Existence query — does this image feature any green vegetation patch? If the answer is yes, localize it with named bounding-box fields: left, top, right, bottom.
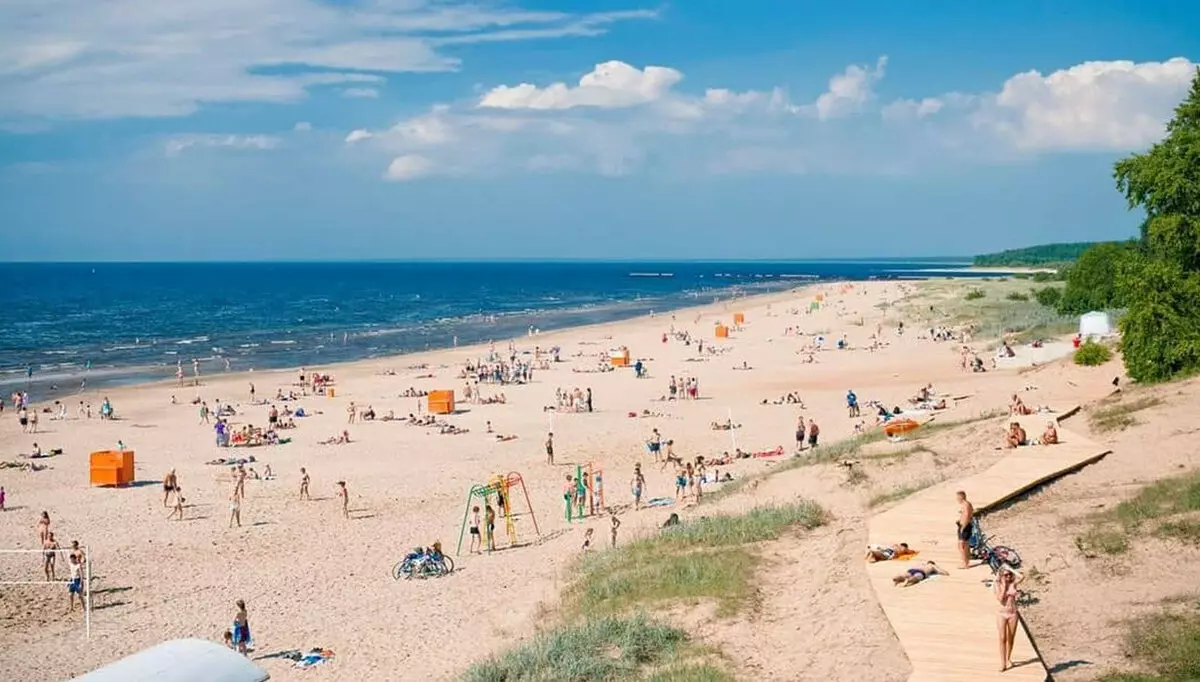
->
left=1088, top=395, right=1163, bottom=433
left=566, top=502, right=827, bottom=618
left=1098, top=599, right=1200, bottom=682
left=1076, top=469, right=1200, bottom=556
left=462, top=615, right=727, bottom=682
left=973, top=241, right=1099, bottom=267
left=1075, top=340, right=1113, bottom=366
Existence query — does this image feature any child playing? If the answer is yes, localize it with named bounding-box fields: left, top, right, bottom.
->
left=610, top=513, right=621, bottom=548
left=582, top=527, right=594, bottom=550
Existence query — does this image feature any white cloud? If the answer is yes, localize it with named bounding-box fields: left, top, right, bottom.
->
left=164, top=134, right=281, bottom=156
left=803, top=56, right=888, bottom=120
left=345, top=129, right=373, bottom=144
left=342, top=88, right=380, bottom=99
left=385, top=154, right=433, bottom=181
left=479, top=61, right=684, bottom=110
left=973, top=57, right=1196, bottom=151
left=0, top=1, right=655, bottom=121
left=293, top=121, right=312, bottom=132
left=881, top=97, right=946, bottom=122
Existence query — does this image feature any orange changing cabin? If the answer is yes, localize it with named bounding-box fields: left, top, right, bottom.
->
left=90, top=450, right=135, bottom=487
left=428, top=390, right=455, bottom=415
left=609, top=348, right=631, bottom=367
left=733, top=312, right=745, bottom=325
left=715, top=325, right=730, bottom=338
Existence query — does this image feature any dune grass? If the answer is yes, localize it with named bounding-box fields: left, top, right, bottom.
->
left=1075, top=469, right=1200, bottom=556
left=896, top=279, right=1076, bottom=343
left=1097, top=599, right=1200, bottom=682
left=1089, top=395, right=1164, bottom=433
left=566, top=502, right=827, bottom=618
left=868, top=477, right=943, bottom=508
left=461, top=615, right=729, bottom=682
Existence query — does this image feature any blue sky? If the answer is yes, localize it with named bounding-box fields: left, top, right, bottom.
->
left=1, top=0, right=1198, bottom=261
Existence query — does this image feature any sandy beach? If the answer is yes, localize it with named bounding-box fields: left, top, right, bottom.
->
left=2, top=278, right=1196, bottom=681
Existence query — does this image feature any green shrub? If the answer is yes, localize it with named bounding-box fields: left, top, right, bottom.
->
left=1097, top=604, right=1200, bottom=682
left=1033, top=286, right=1062, bottom=308
left=1006, top=291, right=1030, bottom=302
left=1031, top=271, right=1057, bottom=283
left=1075, top=340, right=1113, bottom=366
left=964, top=288, right=986, bottom=300
left=462, top=616, right=710, bottom=682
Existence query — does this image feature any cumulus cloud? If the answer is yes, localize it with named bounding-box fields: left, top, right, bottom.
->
left=973, top=57, right=1197, bottom=151
left=164, top=134, right=281, bottom=156
left=385, top=154, right=433, bottom=181
left=479, top=61, right=684, bottom=110
left=805, top=56, right=888, bottom=120
left=345, top=56, right=1200, bottom=180
left=0, top=0, right=655, bottom=121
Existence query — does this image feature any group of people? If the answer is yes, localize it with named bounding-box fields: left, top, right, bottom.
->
left=37, top=512, right=88, bottom=613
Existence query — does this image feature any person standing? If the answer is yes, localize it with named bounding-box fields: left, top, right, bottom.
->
left=228, top=489, right=242, bottom=528
left=163, top=469, right=178, bottom=507
left=610, top=513, right=621, bottom=548
left=299, top=468, right=311, bottom=500
left=631, top=463, right=645, bottom=510
left=347, top=402, right=356, bottom=424
left=43, top=531, right=60, bottom=581
left=956, top=490, right=975, bottom=569
left=337, top=480, right=349, bottom=519
left=795, top=415, right=806, bottom=452
left=545, top=432, right=555, bottom=465
left=807, top=420, right=820, bottom=449
left=995, top=567, right=1024, bottom=671
left=167, top=487, right=186, bottom=520
left=484, top=504, right=496, bottom=551
left=66, top=551, right=84, bottom=613
left=585, top=387, right=593, bottom=413
left=232, top=600, right=251, bottom=655
left=249, top=383, right=256, bottom=402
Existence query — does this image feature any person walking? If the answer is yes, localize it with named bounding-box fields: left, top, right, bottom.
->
left=995, top=567, right=1025, bottom=671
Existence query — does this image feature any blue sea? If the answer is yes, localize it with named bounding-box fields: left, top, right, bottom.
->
left=0, top=260, right=981, bottom=396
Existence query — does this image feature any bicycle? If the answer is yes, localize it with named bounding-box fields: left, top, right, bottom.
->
left=966, top=518, right=1022, bottom=573
left=391, top=552, right=455, bottom=580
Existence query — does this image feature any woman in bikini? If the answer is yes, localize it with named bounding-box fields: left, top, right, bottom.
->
left=892, top=560, right=945, bottom=586
left=995, top=567, right=1024, bottom=671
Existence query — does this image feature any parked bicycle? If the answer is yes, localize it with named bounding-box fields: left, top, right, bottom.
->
left=392, top=545, right=455, bottom=580
left=966, top=518, right=1023, bottom=573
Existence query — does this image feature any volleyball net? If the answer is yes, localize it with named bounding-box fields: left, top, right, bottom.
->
left=0, top=547, right=92, bottom=638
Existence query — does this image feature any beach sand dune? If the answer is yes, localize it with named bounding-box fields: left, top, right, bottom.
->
left=0, top=280, right=1171, bottom=681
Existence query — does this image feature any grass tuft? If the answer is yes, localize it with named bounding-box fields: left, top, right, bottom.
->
left=462, top=615, right=708, bottom=682
left=1076, top=470, right=1200, bottom=556
left=1097, top=600, right=1200, bottom=681
left=1089, top=395, right=1164, bottom=433
left=566, top=502, right=826, bottom=618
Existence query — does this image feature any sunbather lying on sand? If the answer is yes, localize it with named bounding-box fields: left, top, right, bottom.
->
left=892, top=561, right=945, bottom=586
left=318, top=430, right=351, bottom=445
left=710, top=420, right=741, bottom=430
left=866, top=543, right=916, bottom=562
left=493, top=434, right=518, bottom=442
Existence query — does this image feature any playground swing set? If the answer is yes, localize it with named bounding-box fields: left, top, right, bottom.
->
left=456, top=472, right=541, bottom=556
left=565, top=462, right=605, bottom=522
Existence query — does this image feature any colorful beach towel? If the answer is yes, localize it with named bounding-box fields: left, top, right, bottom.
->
left=293, top=648, right=336, bottom=669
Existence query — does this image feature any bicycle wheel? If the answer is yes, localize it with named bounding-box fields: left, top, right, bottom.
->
left=391, top=560, right=406, bottom=581
left=440, top=556, right=455, bottom=574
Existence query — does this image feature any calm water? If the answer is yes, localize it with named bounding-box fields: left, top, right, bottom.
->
left=0, top=260, right=977, bottom=396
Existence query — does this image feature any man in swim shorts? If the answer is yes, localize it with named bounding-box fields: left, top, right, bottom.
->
left=956, top=490, right=975, bottom=568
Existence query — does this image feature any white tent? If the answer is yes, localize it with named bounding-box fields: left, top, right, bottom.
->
left=1079, top=311, right=1113, bottom=338
left=76, top=639, right=270, bottom=682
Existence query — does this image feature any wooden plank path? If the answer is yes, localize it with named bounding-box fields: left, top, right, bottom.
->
left=866, top=408, right=1110, bottom=682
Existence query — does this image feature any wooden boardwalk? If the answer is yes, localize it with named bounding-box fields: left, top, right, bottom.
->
left=866, top=409, right=1109, bottom=682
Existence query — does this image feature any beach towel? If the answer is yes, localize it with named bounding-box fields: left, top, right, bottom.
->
left=647, top=497, right=674, bottom=507
left=293, top=648, right=336, bottom=669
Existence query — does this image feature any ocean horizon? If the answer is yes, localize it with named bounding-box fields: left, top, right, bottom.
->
left=1, top=259, right=985, bottom=397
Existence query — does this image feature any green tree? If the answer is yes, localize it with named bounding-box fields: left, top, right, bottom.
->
left=1111, top=66, right=1200, bottom=382
left=1056, top=241, right=1134, bottom=314
left=1117, top=256, right=1200, bottom=382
